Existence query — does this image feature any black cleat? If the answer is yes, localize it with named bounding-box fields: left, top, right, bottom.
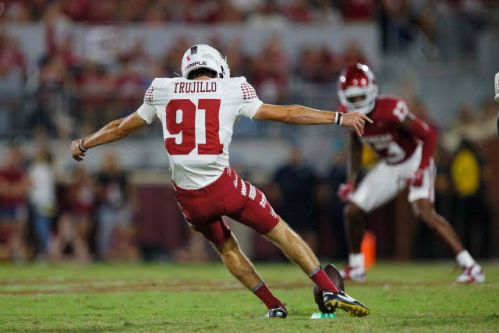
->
left=323, top=291, right=369, bottom=317
left=266, top=306, right=288, bottom=319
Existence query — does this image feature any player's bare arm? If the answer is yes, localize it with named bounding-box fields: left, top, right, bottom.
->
left=71, top=112, right=147, bottom=161
left=253, top=104, right=372, bottom=137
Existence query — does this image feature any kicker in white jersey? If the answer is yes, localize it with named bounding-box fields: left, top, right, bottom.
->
left=136, top=76, right=262, bottom=189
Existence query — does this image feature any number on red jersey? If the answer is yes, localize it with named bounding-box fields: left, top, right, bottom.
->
left=392, top=101, right=408, bottom=122
left=165, top=99, right=223, bottom=155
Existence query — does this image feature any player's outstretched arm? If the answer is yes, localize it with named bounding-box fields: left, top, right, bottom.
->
left=254, top=104, right=372, bottom=136
left=70, top=112, right=147, bottom=161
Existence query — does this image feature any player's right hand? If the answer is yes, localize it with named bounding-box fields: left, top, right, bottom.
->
left=338, top=182, right=355, bottom=202
left=341, top=112, right=373, bottom=137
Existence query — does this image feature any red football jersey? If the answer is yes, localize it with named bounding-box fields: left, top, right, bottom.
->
left=341, top=96, right=418, bottom=165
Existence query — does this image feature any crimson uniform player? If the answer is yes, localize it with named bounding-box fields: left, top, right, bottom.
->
left=337, top=63, right=485, bottom=283
left=71, top=44, right=372, bottom=318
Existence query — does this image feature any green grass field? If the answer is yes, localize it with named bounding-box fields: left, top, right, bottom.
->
left=0, top=262, right=497, bottom=332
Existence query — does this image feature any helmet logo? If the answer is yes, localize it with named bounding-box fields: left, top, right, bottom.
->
left=185, top=61, right=207, bottom=71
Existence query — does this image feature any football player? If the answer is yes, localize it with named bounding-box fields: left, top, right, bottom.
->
left=71, top=45, right=371, bottom=318
left=337, top=63, right=485, bottom=283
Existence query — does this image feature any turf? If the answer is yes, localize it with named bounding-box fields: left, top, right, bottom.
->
left=0, top=262, right=497, bottom=332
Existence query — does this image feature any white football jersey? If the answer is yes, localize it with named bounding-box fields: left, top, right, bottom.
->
left=137, top=76, right=263, bottom=189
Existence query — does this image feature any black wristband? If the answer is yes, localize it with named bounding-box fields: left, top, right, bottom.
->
left=78, top=138, right=87, bottom=153
left=336, top=113, right=343, bottom=125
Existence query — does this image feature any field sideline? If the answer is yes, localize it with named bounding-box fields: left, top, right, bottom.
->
left=0, top=262, right=497, bottom=332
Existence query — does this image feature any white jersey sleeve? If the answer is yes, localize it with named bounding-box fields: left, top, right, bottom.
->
left=137, top=78, right=171, bottom=124
left=136, top=103, right=156, bottom=124
left=237, top=79, right=263, bottom=119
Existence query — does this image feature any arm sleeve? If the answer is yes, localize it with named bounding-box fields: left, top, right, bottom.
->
left=409, top=117, right=437, bottom=170
left=136, top=103, right=156, bottom=125
left=137, top=84, right=158, bottom=124
left=238, top=81, right=263, bottom=119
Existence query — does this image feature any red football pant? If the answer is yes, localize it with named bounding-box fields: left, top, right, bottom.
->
left=173, top=168, right=280, bottom=247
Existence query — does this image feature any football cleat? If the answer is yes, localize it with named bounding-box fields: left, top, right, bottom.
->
left=456, top=264, right=485, bottom=284
left=266, top=306, right=288, bottom=319
left=340, top=265, right=367, bottom=282
left=323, top=291, right=369, bottom=317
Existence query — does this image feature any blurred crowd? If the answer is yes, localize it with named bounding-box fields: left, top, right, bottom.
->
left=0, top=0, right=374, bottom=24
left=0, top=141, right=139, bottom=262
left=0, top=29, right=367, bottom=139
left=2, top=0, right=496, bottom=25
left=0, top=0, right=497, bottom=138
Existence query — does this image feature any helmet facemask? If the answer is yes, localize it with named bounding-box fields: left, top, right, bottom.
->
left=339, top=84, right=378, bottom=115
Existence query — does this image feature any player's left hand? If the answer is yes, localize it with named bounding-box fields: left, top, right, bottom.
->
left=408, top=168, right=425, bottom=187
left=70, top=139, right=86, bottom=161
left=341, top=112, right=373, bottom=137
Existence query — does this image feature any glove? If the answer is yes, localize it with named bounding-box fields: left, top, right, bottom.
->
left=408, top=168, right=425, bottom=187
left=338, top=182, right=355, bottom=202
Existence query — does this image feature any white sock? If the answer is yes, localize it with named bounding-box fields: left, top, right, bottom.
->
left=349, top=253, right=365, bottom=268
left=456, top=250, right=475, bottom=268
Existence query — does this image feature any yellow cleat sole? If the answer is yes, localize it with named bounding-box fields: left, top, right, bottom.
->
left=326, top=300, right=370, bottom=317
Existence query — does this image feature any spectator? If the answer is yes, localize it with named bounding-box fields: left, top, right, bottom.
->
left=341, top=0, right=375, bottom=21
left=77, top=62, right=114, bottom=130
left=378, top=0, right=415, bottom=53
left=248, top=1, right=287, bottom=27
left=114, top=58, right=146, bottom=116
left=28, top=147, right=57, bottom=260
left=31, top=54, right=69, bottom=135
left=296, top=46, right=343, bottom=84
left=282, top=0, right=313, bottom=23
left=0, top=32, right=26, bottom=135
left=0, top=146, right=30, bottom=262
left=51, top=166, right=96, bottom=262
left=251, top=37, right=289, bottom=103
left=207, top=0, right=244, bottom=23
left=2, top=1, right=32, bottom=23
left=96, top=152, right=136, bottom=260
left=343, top=42, right=368, bottom=66
left=273, top=148, right=319, bottom=251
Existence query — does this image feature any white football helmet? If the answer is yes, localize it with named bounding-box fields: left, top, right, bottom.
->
left=181, top=44, right=230, bottom=79
left=337, top=63, right=378, bottom=115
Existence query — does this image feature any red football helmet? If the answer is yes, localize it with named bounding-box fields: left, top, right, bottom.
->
left=337, top=63, right=378, bottom=115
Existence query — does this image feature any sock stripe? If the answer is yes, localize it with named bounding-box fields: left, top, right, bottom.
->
left=308, top=266, right=321, bottom=278
left=251, top=281, right=264, bottom=293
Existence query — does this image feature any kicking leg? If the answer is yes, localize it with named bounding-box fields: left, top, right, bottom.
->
left=194, top=219, right=286, bottom=317
left=225, top=173, right=368, bottom=316
left=412, top=199, right=484, bottom=283
left=265, top=219, right=369, bottom=316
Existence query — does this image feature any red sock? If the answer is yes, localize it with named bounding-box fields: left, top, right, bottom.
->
left=310, top=267, right=339, bottom=293
left=253, top=283, right=284, bottom=309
